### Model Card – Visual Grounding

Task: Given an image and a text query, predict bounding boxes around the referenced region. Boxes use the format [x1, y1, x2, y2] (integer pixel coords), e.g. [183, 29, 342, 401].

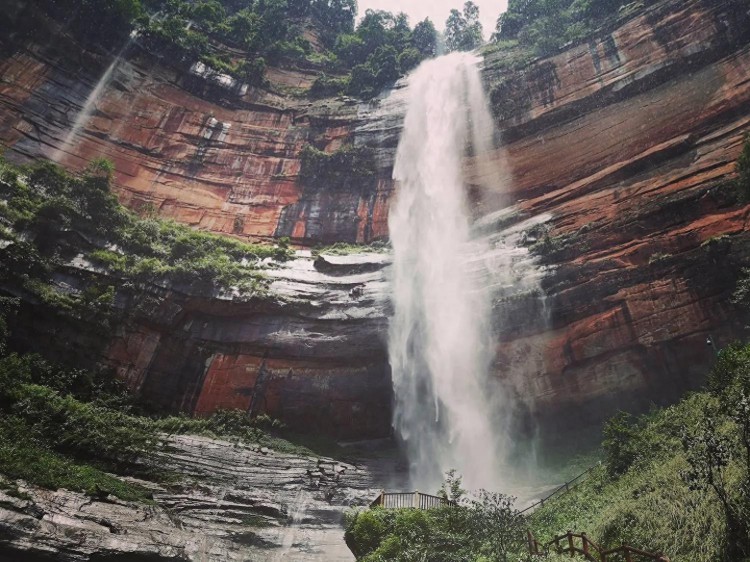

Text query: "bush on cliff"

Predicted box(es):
[0, 157, 291, 304]
[530, 343, 750, 562]
[299, 144, 377, 187]
[345, 472, 525, 562]
[493, 0, 654, 56]
[737, 133, 750, 201]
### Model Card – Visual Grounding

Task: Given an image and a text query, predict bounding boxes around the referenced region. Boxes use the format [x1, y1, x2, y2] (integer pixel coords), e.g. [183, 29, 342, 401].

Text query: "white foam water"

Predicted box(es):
[388, 52, 508, 493]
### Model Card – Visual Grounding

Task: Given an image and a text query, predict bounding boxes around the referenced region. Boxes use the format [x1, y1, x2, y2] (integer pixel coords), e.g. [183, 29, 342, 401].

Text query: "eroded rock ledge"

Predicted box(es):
[0, 434, 396, 561]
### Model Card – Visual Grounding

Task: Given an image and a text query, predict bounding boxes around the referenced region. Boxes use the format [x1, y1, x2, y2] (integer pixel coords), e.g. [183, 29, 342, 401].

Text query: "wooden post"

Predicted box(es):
[581, 532, 589, 556]
[527, 530, 534, 554]
[380, 490, 385, 507]
[413, 490, 419, 508]
[567, 531, 574, 557]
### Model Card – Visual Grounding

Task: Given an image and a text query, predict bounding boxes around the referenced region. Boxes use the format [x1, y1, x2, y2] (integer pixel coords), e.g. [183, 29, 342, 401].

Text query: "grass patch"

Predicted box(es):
[311, 241, 390, 256]
[0, 416, 151, 502]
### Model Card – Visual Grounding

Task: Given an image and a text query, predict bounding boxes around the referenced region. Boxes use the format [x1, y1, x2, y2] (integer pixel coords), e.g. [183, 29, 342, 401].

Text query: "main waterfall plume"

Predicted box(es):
[388, 52, 505, 492]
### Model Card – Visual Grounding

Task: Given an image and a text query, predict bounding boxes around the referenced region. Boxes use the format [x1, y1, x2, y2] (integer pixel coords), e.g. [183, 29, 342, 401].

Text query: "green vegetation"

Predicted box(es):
[137, 0, 345, 85]
[0, 158, 291, 307]
[0, 342, 156, 501]
[345, 471, 524, 562]
[530, 345, 750, 561]
[150, 410, 341, 457]
[347, 344, 750, 561]
[17, 0, 437, 98]
[0, 300, 339, 500]
[0, 156, 311, 498]
[13, 0, 355, 86]
[494, 0, 652, 56]
[299, 144, 377, 187]
[311, 241, 390, 256]
[445, 1, 484, 53]
[330, 11, 438, 98]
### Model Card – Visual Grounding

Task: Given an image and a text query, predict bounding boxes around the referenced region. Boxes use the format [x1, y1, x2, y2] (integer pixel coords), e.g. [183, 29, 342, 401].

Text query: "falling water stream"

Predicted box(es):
[388, 52, 507, 493]
[51, 38, 133, 163]
[273, 488, 311, 561]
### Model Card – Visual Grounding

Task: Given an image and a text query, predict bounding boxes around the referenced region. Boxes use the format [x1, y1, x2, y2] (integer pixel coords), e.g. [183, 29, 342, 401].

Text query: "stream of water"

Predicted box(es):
[51, 39, 132, 163]
[388, 52, 507, 493]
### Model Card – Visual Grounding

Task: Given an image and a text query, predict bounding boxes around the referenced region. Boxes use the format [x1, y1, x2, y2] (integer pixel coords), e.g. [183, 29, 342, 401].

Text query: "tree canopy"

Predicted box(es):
[493, 0, 653, 55]
[334, 10, 438, 97]
[445, 1, 484, 53]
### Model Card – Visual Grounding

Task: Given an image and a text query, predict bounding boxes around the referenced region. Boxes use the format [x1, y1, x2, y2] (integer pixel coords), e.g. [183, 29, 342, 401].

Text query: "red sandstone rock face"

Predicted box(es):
[478, 0, 750, 434]
[2, 0, 750, 440]
[0, 30, 393, 246]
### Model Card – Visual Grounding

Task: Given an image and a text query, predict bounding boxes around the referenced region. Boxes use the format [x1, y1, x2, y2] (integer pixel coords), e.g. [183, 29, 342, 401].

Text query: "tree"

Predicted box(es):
[412, 18, 437, 58]
[437, 468, 466, 502]
[469, 491, 524, 562]
[334, 33, 366, 66]
[445, 1, 483, 52]
[357, 10, 391, 55]
[369, 45, 400, 85]
[312, 0, 357, 47]
[398, 48, 422, 73]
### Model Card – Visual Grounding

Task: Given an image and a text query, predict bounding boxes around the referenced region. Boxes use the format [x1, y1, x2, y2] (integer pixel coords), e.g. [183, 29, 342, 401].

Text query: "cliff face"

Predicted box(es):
[1, 0, 750, 441]
[0, 433, 393, 561]
[477, 0, 750, 431]
[0, 22, 394, 246]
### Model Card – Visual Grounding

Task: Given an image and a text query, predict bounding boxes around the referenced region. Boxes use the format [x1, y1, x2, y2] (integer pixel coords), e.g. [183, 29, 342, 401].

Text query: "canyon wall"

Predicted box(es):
[0, 15, 395, 246]
[1, 0, 750, 439]
[477, 0, 750, 432]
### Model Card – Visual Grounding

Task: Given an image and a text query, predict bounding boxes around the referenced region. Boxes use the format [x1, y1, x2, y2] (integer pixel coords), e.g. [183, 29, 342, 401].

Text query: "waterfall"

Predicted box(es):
[51, 39, 132, 163]
[388, 52, 506, 492]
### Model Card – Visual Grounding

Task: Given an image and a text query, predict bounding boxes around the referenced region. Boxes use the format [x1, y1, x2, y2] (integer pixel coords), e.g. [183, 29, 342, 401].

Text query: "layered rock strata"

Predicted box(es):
[475, 0, 750, 432]
[1, 0, 750, 440]
[0, 16, 394, 246]
[0, 434, 398, 561]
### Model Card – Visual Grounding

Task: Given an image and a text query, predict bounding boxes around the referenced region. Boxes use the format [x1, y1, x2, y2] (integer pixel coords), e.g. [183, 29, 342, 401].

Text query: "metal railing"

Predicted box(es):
[370, 490, 456, 510]
[528, 530, 670, 562]
[520, 461, 602, 514]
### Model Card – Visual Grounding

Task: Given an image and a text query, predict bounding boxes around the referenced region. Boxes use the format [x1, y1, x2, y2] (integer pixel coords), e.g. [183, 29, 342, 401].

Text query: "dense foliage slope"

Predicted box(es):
[344, 341, 750, 561]
[0, 157, 313, 499]
[494, 0, 656, 55]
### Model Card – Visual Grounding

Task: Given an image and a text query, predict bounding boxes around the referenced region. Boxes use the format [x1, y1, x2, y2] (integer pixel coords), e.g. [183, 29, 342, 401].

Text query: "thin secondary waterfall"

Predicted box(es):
[51, 38, 132, 163]
[389, 52, 504, 492]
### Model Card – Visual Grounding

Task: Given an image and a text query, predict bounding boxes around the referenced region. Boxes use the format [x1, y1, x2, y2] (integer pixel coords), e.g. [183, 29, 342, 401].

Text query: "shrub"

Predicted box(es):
[737, 133, 750, 201]
[345, 471, 525, 562]
[345, 509, 390, 558]
[299, 144, 377, 188]
[309, 74, 349, 98]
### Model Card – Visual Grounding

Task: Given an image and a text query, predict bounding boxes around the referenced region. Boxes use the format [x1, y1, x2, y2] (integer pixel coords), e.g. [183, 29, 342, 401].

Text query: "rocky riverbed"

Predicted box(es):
[0, 434, 407, 561]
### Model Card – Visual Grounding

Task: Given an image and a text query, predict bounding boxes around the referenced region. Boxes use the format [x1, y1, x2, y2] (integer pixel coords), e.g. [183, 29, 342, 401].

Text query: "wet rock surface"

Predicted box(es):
[0, 434, 404, 561]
